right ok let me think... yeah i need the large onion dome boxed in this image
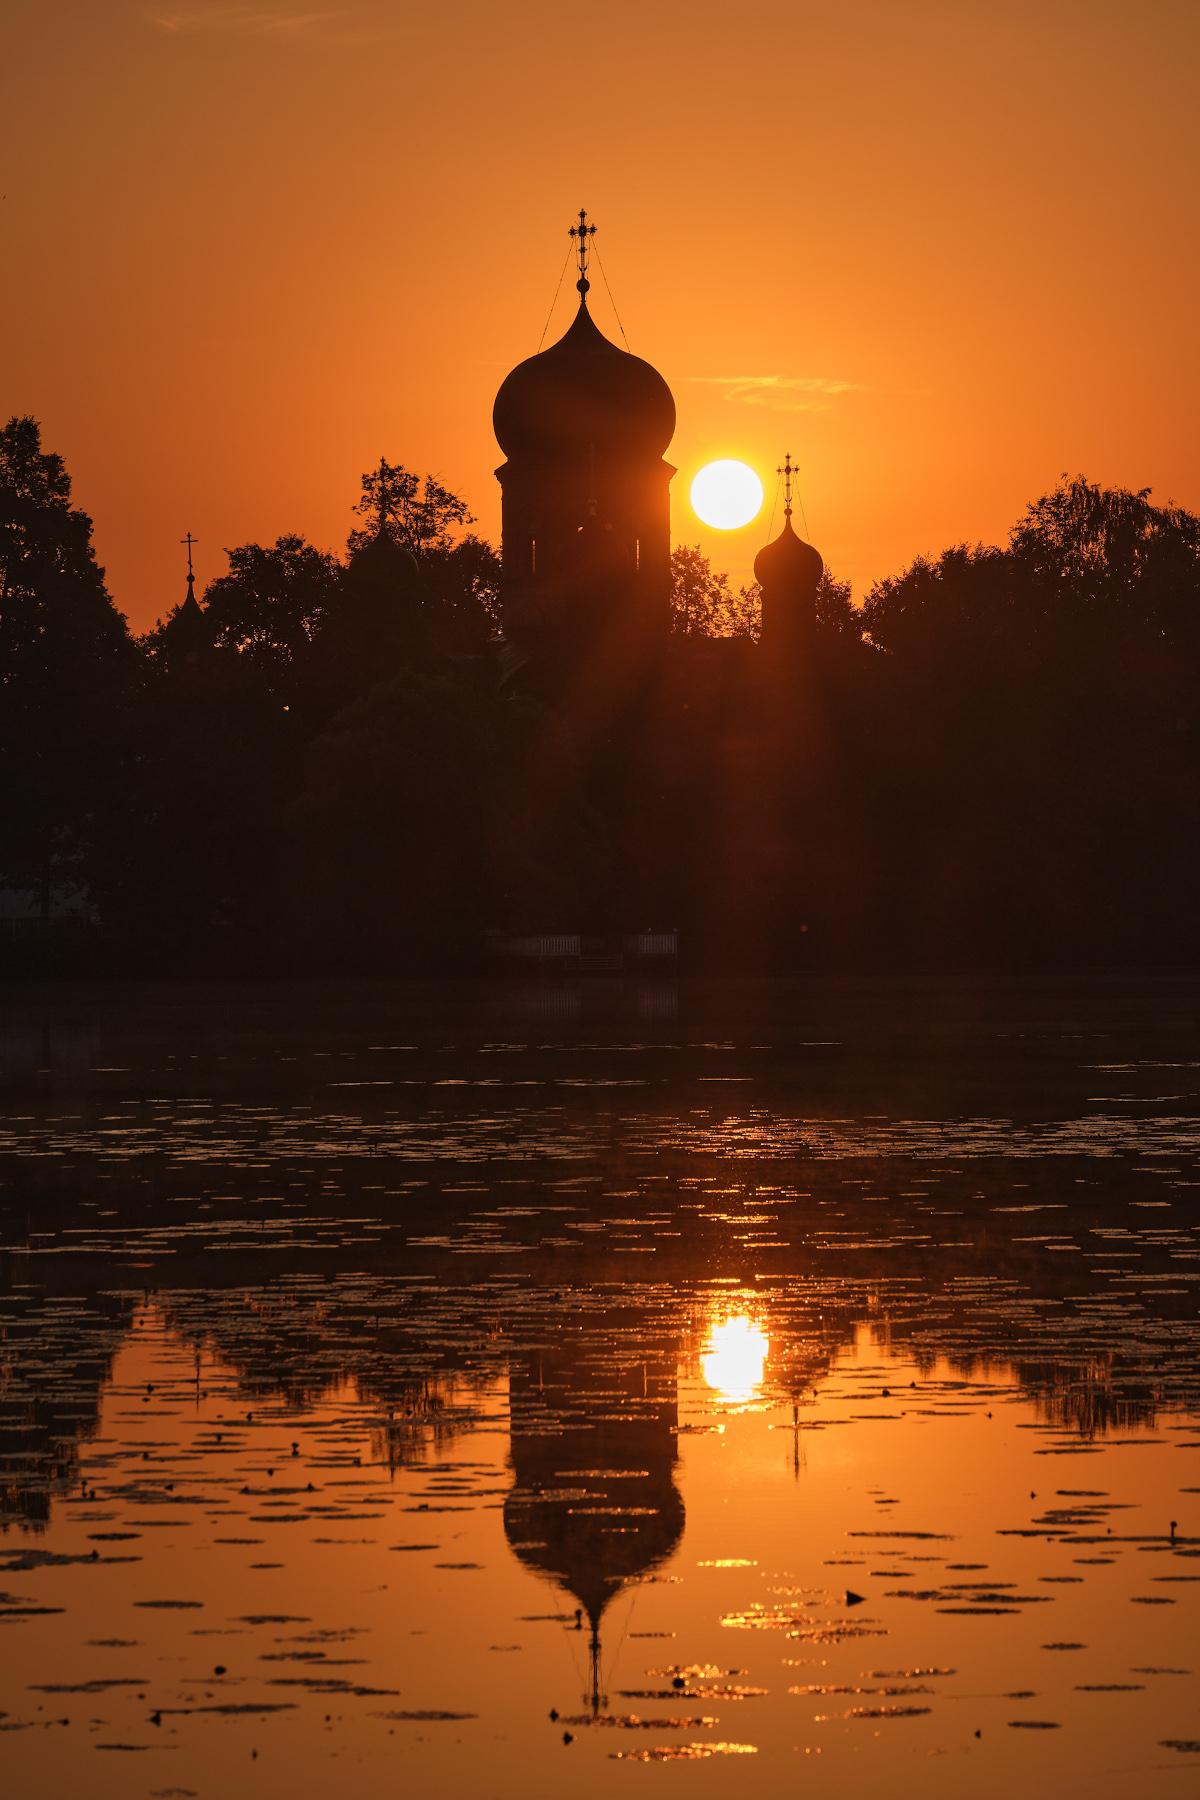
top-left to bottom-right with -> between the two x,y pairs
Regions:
493,293 -> 675,461
754,514 -> 824,598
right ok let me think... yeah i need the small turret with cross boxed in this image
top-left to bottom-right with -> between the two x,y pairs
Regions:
754,450 -> 824,654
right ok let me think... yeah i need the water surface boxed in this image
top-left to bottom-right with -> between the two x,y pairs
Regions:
2,978 -> 1198,1797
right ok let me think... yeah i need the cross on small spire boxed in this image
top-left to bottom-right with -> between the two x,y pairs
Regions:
568,208 -> 596,294
180,531 -> 198,597
777,454 -> 796,520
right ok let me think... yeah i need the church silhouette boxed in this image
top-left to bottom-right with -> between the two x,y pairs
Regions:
160,210 -> 826,701
491,210 -> 823,693
144,212 -> 843,977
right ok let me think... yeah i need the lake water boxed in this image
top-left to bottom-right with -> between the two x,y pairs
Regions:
2,978 -> 1198,1798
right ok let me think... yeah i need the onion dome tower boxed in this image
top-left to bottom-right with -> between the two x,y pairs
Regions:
754,453 -> 823,658
493,212 -> 676,673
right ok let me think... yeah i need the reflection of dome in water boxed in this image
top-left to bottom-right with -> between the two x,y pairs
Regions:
504,1319 -> 683,1628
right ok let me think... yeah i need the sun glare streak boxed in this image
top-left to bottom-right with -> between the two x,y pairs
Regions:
701,1313 -> 769,1403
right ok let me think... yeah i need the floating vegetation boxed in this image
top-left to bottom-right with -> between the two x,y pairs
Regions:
559,1712 -> 718,1730
619,1683 -> 767,1701
791,1683 -> 933,1697
610,1741 -> 758,1761
370,1709 -> 477,1722
836,1704 -> 932,1720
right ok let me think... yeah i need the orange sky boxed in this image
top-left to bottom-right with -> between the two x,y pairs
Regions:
6,0 -> 1198,630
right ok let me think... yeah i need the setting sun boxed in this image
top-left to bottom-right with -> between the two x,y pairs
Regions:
690,460 -> 764,531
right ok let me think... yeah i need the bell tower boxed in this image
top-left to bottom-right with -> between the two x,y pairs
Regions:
492,213 -> 676,674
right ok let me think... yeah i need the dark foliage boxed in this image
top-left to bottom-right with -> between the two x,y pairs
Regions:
0,417 -> 135,915
3,433 -> 1197,975
670,545 -> 759,638
195,535 -> 343,698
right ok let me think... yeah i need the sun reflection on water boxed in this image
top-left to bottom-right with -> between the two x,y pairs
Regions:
701,1313 -> 769,1403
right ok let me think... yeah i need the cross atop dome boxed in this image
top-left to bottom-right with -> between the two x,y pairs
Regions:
180,530 -> 198,601
778,453 -> 797,520
568,208 -> 597,295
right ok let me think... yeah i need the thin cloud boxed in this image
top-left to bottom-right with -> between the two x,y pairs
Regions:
687,375 -> 871,413
147,5 -> 355,39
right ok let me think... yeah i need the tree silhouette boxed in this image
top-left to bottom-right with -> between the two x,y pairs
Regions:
421,534 -> 500,653
813,571 -> 864,641
0,416 -> 133,916
670,546 -> 759,638
348,459 -> 473,559
4,444 -> 1197,974
861,544 -> 1013,658
285,672 -> 597,963
670,551 -> 864,647
198,535 -> 342,698
1011,474 -> 1200,639
314,463 -> 497,701
0,417 -> 131,686
863,477 -> 1200,657
853,475 -> 1200,966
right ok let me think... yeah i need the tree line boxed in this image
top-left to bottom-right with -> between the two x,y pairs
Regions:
2,413 -> 1197,973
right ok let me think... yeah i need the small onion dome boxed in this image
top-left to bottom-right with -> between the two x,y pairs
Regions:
350,526 -> 420,589
494,295 -> 675,460
753,515 -> 824,598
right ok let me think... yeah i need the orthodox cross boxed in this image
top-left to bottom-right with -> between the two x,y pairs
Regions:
778,453 -> 796,520
569,208 -> 596,294
180,531 -> 198,596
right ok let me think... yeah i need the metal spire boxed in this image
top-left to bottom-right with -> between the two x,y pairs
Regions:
568,208 -> 596,296
777,454 -> 796,522
180,530 -> 199,601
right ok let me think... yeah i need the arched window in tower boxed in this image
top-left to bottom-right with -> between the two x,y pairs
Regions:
529,537 -> 536,576
635,537 -> 641,572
